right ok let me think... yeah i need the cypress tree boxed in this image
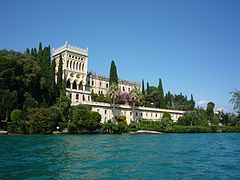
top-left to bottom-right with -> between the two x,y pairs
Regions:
51,57 -> 56,102
158,78 -> 166,108
142,79 -> 145,95
38,42 -> 42,53
109,60 -> 118,86
26,48 -> 30,55
146,82 -> 150,95
56,54 -> 63,99
31,48 -> 34,56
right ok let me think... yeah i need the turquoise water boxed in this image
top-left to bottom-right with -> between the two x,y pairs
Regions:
0,134 -> 240,180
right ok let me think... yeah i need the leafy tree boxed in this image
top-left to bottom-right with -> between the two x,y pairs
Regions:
211,115 -> 219,126
162,112 -> 171,120
26,108 -> 58,134
230,89 -> 240,114
129,87 -> 141,121
158,78 -> 166,108
0,90 -> 17,120
109,60 -> 118,86
72,109 -> 101,131
67,122 -> 78,133
178,111 -> 200,126
107,83 -> 120,123
206,102 -> 215,125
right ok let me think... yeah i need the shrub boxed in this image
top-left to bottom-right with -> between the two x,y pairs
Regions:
72,109 -> 101,131
162,112 -> 171,119
67,123 -> 78,133
166,126 -> 212,133
220,126 -> 240,133
101,121 -> 129,134
10,109 -> 23,122
26,108 -> 58,134
116,115 -> 127,124
71,104 -> 92,111
58,122 -> 68,130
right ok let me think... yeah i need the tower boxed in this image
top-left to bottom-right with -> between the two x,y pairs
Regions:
52,42 -> 91,104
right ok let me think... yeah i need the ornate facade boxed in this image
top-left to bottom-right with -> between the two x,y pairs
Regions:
53,42 -> 184,123
52,42 -> 140,105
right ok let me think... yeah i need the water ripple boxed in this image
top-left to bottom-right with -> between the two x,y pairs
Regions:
0,133 -> 240,179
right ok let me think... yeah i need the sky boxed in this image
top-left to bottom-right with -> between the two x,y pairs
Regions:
0,0 -> 239,113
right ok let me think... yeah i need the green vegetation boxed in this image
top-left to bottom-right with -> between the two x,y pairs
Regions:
109,60 -> 118,86
158,79 -> 166,108
107,83 -> 120,123
10,109 -> 23,122
1,44 -> 239,135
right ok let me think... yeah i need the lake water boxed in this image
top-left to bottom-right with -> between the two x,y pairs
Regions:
0,133 -> 240,180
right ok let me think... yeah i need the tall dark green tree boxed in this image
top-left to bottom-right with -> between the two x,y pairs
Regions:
51,57 -> 56,103
56,54 -> 63,99
109,60 -> 118,86
146,82 -> 150,95
142,79 -> 145,95
158,78 -> 166,108
189,94 -> 195,110
38,42 -> 42,53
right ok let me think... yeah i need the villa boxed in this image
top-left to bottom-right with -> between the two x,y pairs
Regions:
52,42 -> 184,124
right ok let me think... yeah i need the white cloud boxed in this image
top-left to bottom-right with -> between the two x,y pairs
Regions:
197,100 -> 208,105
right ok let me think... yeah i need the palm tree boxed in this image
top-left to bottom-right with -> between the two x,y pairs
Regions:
129,87 -> 141,121
107,83 -> 120,123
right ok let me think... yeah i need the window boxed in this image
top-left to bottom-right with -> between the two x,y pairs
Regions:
76,94 -> 79,100
136,112 -> 138,116
88,96 -> 90,101
100,82 -> 102,87
141,113 -> 143,117
92,81 -> 94,85
92,90 -> 94,93
72,81 -> 77,89
130,112 -> 132,116
83,95 -> 85,101
69,93 -> 72,99
128,88 -> 130,92
105,110 -> 107,114
123,87 -> 125,91
79,81 -> 83,90
156,114 -> 157,118
106,83 -> 108,88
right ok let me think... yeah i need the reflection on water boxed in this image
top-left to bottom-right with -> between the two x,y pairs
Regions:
0,134 -> 240,179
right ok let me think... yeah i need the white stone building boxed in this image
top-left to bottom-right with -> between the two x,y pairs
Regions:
53,42 -> 184,123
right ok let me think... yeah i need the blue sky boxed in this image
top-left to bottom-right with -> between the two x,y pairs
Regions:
1,0 -> 239,112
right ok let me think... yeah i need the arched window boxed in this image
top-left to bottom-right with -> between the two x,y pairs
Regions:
79,81 -> 83,90
100,82 -> 102,87
76,62 -> 79,70
76,94 -> 79,100
82,63 -> 84,71
106,83 -> 108,88
82,95 -> 85,101
73,61 -> 75,70
67,60 -> 69,68
66,79 -> 71,88
69,93 -> 72,99
72,81 -> 77,89
79,63 -> 81,71
70,61 -> 72,69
